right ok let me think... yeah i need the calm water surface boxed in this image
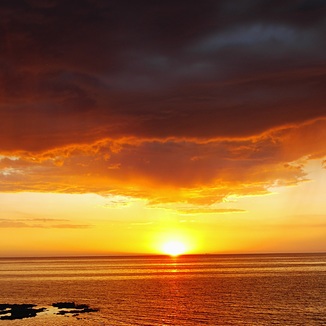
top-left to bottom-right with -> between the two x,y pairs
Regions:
0,253 -> 326,325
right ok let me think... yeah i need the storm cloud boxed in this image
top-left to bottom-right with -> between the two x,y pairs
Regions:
0,0 -> 325,205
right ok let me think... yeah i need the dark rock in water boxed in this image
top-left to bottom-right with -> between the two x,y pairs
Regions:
56,310 -> 70,315
56,307 -> 99,315
52,302 -> 92,309
0,304 -> 11,316
0,302 -> 98,320
0,304 -> 46,320
52,302 -> 77,309
53,302 -> 99,315
0,304 -> 11,311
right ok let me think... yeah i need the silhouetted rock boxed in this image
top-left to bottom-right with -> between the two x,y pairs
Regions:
0,302 -> 98,320
0,304 -> 46,320
0,304 -> 11,311
0,304 -> 10,316
56,307 -> 99,315
53,302 -> 77,309
52,302 -> 99,315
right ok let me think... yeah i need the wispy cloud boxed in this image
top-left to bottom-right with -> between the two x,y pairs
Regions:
177,208 -> 246,215
0,218 -> 92,229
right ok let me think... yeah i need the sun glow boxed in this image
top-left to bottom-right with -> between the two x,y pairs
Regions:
162,240 -> 187,256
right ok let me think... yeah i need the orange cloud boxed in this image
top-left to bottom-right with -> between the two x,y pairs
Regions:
1,119 -> 325,207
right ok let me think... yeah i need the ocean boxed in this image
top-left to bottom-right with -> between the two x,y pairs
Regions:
0,253 -> 325,325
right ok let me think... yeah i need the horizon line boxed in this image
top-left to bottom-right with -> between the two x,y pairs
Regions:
1,251 -> 325,259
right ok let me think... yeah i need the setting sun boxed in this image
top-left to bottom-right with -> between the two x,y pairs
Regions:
0,1 -> 325,324
162,241 -> 187,256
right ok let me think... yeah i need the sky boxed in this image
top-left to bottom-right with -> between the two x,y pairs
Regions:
0,0 -> 326,256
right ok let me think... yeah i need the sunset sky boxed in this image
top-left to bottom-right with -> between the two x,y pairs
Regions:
1,0 -> 326,256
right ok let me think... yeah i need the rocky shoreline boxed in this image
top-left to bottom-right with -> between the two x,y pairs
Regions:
0,302 -> 99,320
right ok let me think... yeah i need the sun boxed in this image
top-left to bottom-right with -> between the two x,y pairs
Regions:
162,240 -> 187,257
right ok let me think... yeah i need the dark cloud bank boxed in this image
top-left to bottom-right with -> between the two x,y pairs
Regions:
0,1 -> 326,205
0,0 -> 325,151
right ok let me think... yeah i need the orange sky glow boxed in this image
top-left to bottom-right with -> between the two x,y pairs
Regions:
0,1 -> 326,256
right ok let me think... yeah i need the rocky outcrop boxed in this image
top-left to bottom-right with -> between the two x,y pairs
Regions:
0,304 -> 46,320
52,302 -> 99,315
0,302 -> 98,320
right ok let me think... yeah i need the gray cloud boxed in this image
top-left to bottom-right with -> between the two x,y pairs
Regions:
0,0 -> 325,152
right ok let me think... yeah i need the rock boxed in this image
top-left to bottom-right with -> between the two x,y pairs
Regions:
52,302 -> 98,314
52,302 -> 77,309
0,302 -> 98,320
0,304 -> 46,320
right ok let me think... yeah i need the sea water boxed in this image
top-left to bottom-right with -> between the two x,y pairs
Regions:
0,253 -> 325,325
